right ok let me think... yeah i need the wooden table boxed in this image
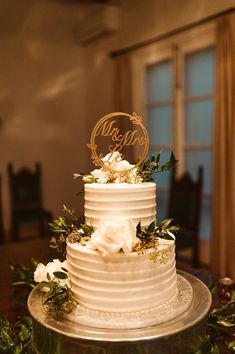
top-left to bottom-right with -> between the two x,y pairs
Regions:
0,237 -> 56,321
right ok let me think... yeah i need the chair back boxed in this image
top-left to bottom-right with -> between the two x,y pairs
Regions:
8,163 -> 43,212
7,162 -> 52,241
168,166 -> 203,267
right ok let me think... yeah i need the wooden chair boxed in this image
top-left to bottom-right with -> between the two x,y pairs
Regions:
8,162 -> 53,241
167,166 -> 203,268
0,175 -> 4,243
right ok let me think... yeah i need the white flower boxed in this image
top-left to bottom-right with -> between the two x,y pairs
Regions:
113,159 -> 134,171
102,151 -> 122,166
102,152 -> 134,171
87,219 -> 137,255
90,168 -> 109,183
34,259 -> 69,289
87,152 -> 142,184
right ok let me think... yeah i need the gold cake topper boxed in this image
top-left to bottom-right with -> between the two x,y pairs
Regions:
87,112 -> 149,172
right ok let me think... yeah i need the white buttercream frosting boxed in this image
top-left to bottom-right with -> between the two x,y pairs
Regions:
84,182 -> 156,229
66,240 -> 177,313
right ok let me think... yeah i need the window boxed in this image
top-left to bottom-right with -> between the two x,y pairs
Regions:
132,23 -> 215,242
146,60 -> 173,222
184,48 -> 215,240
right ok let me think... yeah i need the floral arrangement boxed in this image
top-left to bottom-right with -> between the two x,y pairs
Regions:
74,150 -> 178,184
34,259 -> 77,314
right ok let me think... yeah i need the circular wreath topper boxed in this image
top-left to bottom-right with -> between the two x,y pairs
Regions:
87,112 -> 149,172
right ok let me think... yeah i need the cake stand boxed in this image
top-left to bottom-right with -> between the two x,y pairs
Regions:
28,270 -> 212,354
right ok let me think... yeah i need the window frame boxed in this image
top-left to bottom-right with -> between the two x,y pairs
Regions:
132,22 -> 215,174
131,22 -> 216,240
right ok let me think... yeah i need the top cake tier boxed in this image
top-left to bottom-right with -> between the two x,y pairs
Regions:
84,182 -> 156,228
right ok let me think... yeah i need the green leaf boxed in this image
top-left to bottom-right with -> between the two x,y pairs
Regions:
73,173 -> 84,179
80,224 -> 94,236
136,222 -> 141,235
217,319 -> 235,327
228,340 -> 235,350
53,271 -> 68,280
158,233 -> 175,240
139,151 -> 178,182
147,221 -> 156,234
61,267 -> 68,273
161,218 -> 174,228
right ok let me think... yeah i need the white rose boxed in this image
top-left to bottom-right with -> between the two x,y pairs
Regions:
113,159 -> 134,171
90,168 -> 109,183
34,259 -> 69,288
87,219 -> 137,255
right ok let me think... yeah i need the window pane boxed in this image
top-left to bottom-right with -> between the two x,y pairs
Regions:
185,47 -> 215,96
200,196 -> 212,241
149,148 -> 172,189
147,60 -> 173,102
185,100 -> 213,144
147,106 -> 172,145
185,149 -> 212,194
157,190 -> 169,222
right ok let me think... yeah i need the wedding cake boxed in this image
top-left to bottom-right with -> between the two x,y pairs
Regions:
33,113 -> 192,330
64,151 -> 179,328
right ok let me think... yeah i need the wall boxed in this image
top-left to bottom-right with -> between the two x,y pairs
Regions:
0,0 -> 234,236
0,0 -> 90,233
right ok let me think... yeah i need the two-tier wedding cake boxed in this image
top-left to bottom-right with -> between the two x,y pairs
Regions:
34,112 -> 192,330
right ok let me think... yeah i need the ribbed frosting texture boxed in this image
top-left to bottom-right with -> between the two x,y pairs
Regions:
66,242 -> 177,313
84,183 -> 156,228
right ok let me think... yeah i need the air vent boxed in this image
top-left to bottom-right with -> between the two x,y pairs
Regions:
74,5 -> 119,44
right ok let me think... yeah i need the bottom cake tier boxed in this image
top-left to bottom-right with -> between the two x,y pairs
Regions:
28,271 -> 212,354
65,273 -> 193,329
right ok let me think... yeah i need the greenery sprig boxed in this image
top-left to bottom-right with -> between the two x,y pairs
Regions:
138,151 -> 178,182
190,298 -> 235,353
73,151 -> 178,186
0,316 -> 33,354
10,259 -> 38,303
40,271 -> 78,315
73,172 -> 96,184
134,219 -> 179,262
137,218 -> 180,241
49,205 -> 94,256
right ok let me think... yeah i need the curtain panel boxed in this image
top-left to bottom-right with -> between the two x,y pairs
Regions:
113,53 -> 135,162
211,14 -> 235,279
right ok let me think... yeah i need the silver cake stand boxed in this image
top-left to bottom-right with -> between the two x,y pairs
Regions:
28,270 -> 212,354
